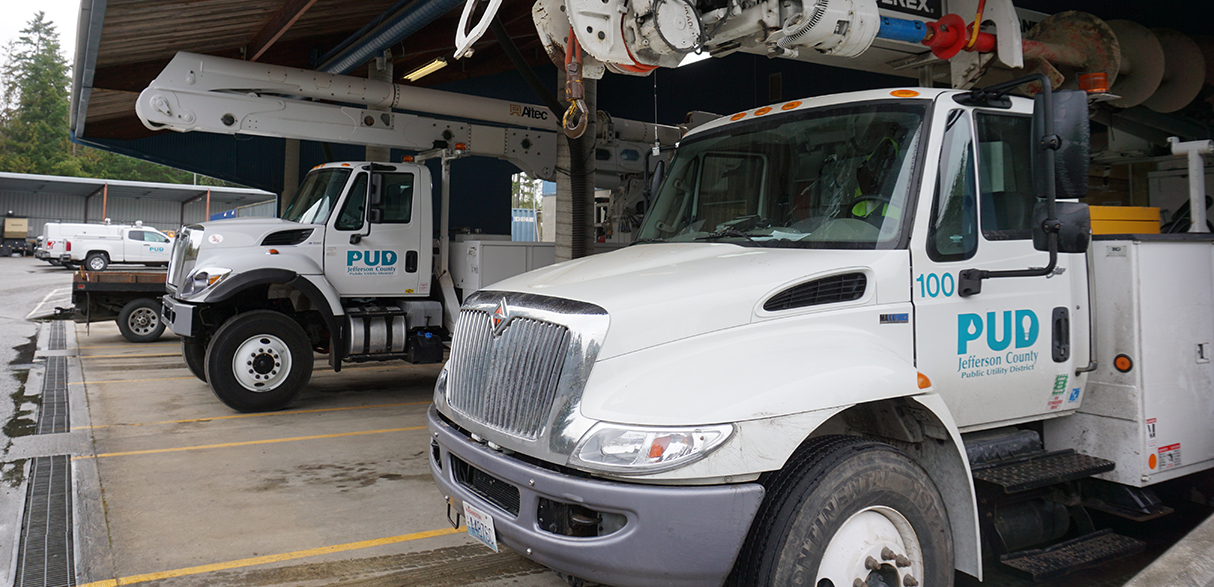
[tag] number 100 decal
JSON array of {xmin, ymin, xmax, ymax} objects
[{"xmin": 916, "ymin": 272, "xmax": 955, "ymax": 298}]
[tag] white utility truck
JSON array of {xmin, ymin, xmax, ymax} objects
[
  {"xmin": 63, "ymin": 222, "xmax": 173, "ymax": 271},
  {"xmin": 139, "ymin": 53, "xmax": 678, "ymax": 412},
  {"xmin": 38, "ymin": 221, "xmax": 173, "ymax": 270},
  {"xmin": 427, "ymin": 78, "xmax": 1214, "ymax": 587}
]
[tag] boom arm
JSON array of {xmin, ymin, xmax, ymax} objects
[{"xmin": 136, "ymin": 52, "xmax": 680, "ymax": 181}]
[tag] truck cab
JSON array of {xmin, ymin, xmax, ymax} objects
[{"xmin": 426, "ymin": 85, "xmax": 1171, "ymax": 587}]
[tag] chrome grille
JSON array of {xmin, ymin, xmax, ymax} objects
[{"xmin": 446, "ymin": 309, "xmax": 572, "ymax": 440}]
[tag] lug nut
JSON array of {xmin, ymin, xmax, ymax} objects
[
  {"xmin": 904, "ymin": 575, "xmax": 919, "ymax": 587},
  {"xmin": 865, "ymin": 556, "xmax": 880, "ymax": 571},
  {"xmin": 882, "ymin": 547, "xmax": 896, "ymax": 560},
  {"xmin": 896, "ymin": 554, "xmax": 911, "ymax": 568},
  {"xmin": 853, "ymin": 580, "xmax": 866, "ymax": 587}
]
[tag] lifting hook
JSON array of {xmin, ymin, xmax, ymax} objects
[{"xmin": 563, "ymin": 28, "xmax": 589, "ymax": 139}]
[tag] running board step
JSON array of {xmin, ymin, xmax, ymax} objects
[
  {"xmin": 999, "ymin": 529, "xmax": 1145, "ymax": 582},
  {"xmin": 971, "ymin": 449, "xmax": 1115, "ymax": 493}
]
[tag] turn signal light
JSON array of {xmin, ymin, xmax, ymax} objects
[
  {"xmin": 454, "ymin": 142, "xmax": 468, "ymax": 151},
  {"xmin": 917, "ymin": 372, "xmax": 932, "ymax": 389},
  {"xmin": 1114, "ymin": 354, "xmax": 1133, "ymax": 372},
  {"xmin": 401, "ymin": 155, "xmax": 414, "ymax": 162}
]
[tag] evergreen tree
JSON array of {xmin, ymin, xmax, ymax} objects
[
  {"xmin": 0, "ymin": 12, "xmax": 237, "ymax": 186},
  {"xmin": 0, "ymin": 12, "xmax": 72, "ymax": 174}
]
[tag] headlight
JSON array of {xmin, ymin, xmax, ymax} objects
[
  {"xmin": 569, "ymin": 423, "xmax": 733, "ymax": 475},
  {"xmin": 434, "ymin": 368, "xmax": 448, "ymax": 402},
  {"xmin": 179, "ymin": 267, "xmax": 231, "ymax": 297}
]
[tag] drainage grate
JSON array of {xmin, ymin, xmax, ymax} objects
[
  {"xmin": 15, "ymin": 455, "xmax": 76, "ymax": 587},
  {"xmin": 37, "ymin": 356, "xmax": 69, "ymax": 435},
  {"xmin": 48, "ymin": 320, "xmax": 66, "ymax": 350}
]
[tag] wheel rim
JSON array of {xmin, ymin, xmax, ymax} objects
[
  {"xmin": 89, "ymin": 257, "xmax": 104, "ymax": 270},
  {"xmin": 817, "ymin": 506, "xmax": 924, "ymax": 587},
  {"xmin": 128, "ymin": 308, "xmax": 159, "ymax": 335},
  {"xmin": 232, "ymin": 334, "xmax": 292, "ymax": 392}
]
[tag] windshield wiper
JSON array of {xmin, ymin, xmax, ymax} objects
[
  {"xmin": 631, "ymin": 238, "xmax": 667, "ymax": 245},
  {"xmin": 695, "ymin": 229, "xmax": 770, "ymax": 245}
]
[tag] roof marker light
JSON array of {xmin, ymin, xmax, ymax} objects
[{"xmin": 891, "ymin": 90, "xmax": 920, "ymax": 98}]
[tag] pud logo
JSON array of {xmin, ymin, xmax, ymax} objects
[
  {"xmin": 956, "ymin": 310, "xmax": 1040, "ymax": 377},
  {"xmin": 347, "ymin": 250, "xmax": 398, "ymax": 275}
]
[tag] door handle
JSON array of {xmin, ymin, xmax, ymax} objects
[
  {"xmin": 1052, "ymin": 307, "xmax": 1070, "ymax": 363},
  {"xmin": 406, "ymin": 250, "xmax": 418, "ymax": 273}
]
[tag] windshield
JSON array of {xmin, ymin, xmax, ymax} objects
[
  {"xmin": 282, "ymin": 168, "xmax": 353, "ymax": 224},
  {"xmin": 636, "ymin": 101, "xmax": 927, "ymax": 249}
]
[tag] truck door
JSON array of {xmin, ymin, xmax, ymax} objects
[
  {"xmin": 143, "ymin": 230, "xmax": 172, "ymax": 262},
  {"xmin": 323, "ymin": 169, "xmax": 426, "ymax": 297},
  {"xmin": 910, "ymin": 103, "xmax": 1083, "ymax": 430},
  {"xmin": 124, "ymin": 230, "xmax": 147, "ymax": 262}
]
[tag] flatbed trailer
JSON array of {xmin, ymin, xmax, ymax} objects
[{"xmin": 72, "ymin": 269, "xmax": 168, "ymax": 342}]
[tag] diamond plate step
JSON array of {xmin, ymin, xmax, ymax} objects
[
  {"xmin": 1000, "ymin": 529, "xmax": 1145, "ymax": 582},
  {"xmin": 972, "ymin": 449, "xmax": 1115, "ymax": 493}
]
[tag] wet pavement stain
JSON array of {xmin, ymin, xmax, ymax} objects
[
  {"xmin": 252, "ymin": 461, "xmax": 429, "ymax": 494},
  {"xmin": 2, "ymin": 333, "xmax": 39, "ymax": 443}
]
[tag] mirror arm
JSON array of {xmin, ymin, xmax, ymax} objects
[{"xmin": 958, "ymin": 73, "xmax": 1060, "ymax": 297}]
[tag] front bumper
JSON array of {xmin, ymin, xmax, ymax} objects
[
  {"xmin": 428, "ymin": 406, "xmax": 765, "ymax": 587},
  {"xmin": 161, "ymin": 296, "xmax": 197, "ymax": 337}
]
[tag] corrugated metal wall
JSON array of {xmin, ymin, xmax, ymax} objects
[{"xmin": 0, "ymin": 189, "xmax": 273, "ymax": 237}]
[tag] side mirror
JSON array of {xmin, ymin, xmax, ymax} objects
[
  {"xmin": 1033, "ymin": 201, "xmax": 1091, "ymax": 253},
  {"xmin": 649, "ymin": 160, "xmax": 666, "ymax": 198},
  {"xmin": 1033, "ymin": 90, "xmax": 1090, "ymax": 200},
  {"xmin": 367, "ymin": 173, "xmax": 384, "ymax": 223}
]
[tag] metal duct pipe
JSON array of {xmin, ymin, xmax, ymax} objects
[{"xmin": 319, "ymin": 0, "xmax": 466, "ymax": 74}]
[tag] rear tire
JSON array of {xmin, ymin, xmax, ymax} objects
[
  {"xmin": 204, "ymin": 311, "xmax": 312, "ymax": 412},
  {"xmin": 731, "ymin": 435, "xmax": 953, "ymax": 587},
  {"xmin": 182, "ymin": 336, "xmax": 208, "ymax": 382},
  {"xmin": 85, "ymin": 252, "xmax": 108, "ymax": 271},
  {"xmin": 117, "ymin": 298, "xmax": 166, "ymax": 342}
]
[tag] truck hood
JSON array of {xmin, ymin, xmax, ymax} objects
[
  {"xmin": 192, "ymin": 218, "xmax": 323, "ymax": 250},
  {"xmin": 488, "ymin": 243, "xmax": 908, "ymax": 360}
]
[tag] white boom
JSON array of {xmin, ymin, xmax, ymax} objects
[{"xmin": 136, "ymin": 52, "xmax": 680, "ymax": 181}]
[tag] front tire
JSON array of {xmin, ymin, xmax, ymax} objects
[
  {"xmin": 204, "ymin": 311, "xmax": 312, "ymax": 412},
  {"xmin": 182, "ymin": 336, "xmax": 208, "ymax": 382},
  {"xmin": 117, "ymin": 298, "xmax": 166, "ymax": 342},
  {"xmin": 731, "ymin": 435, "xmax": 953, "ymax": 587},
  {"xmin": 85, "ymin": 252, "xmax": 109, "ymax": 271}
]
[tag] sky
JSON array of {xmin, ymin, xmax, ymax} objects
[{"xmin": 1, "ymin": 0, "xmax": 80, "ymax": 61}]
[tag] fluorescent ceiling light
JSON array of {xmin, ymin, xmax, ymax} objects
[{"xmin": 403, "ymin": 57, "xmax": 448, "ymax": 82}]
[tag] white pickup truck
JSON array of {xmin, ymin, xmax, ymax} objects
[{"xmin": 61, "ymin": 222, "xmax": 174, "ymax": 271}]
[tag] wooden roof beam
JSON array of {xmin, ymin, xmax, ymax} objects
[{"xmin": 247, "ymin": 0, "xmax": 320, "ymax": 62}]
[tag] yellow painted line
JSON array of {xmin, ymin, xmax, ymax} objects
[
  {"xmin": 73, "ymin": 426, "xmax": 426, "ymax": 460},
  {"xmin": 69, "ymin": 362, "xmax": 422, "ymax": 385},
  {"xmin": 76, "ymin": 527, "xmax": 463, "ymax": 587},
  {"xmin": 77, "ymin": 342, "xmax": 178, "ymax": 350},
  {"xmin": 80, "ymin": 353, "xmax": 180, "ymax": 359},
  {"xmin": 73, "ymin": 401, "xmax": 430, "ymax": 430}
]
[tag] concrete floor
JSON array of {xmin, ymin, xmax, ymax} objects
[{"xmin": 66, "ymin": 322, "xmax": 569, "ymax": 587}]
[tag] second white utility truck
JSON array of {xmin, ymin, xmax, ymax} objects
[
  {"xmin": 428, "ymin": 77, "xmax": 1214, "ymax": 587},
  {"xmin": 140, "ymin": 53, "xmax": 678, "ymax": 412}
]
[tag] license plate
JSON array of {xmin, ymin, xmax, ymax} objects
[{"xmin": 463, "ymin": 501, "xmax": 499, "ymax": 552}]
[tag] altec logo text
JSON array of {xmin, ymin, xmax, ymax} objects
[
  {"xmin": 510, "ymin": 104, "xmax": 549, "ymax": 121},
  {"xmin": 957, "ymin": 310, "xmax": 1040, "ymax": 376},
  {"xmin": 347, "ymin": 250, "xmax": 398, "ymax": 275}
]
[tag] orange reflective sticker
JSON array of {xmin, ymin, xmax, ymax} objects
[{"xmin": 1149, "ymin": 453, "xmax": 1157, "ymax": 469}]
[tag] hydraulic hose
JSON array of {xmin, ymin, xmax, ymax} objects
[{"xmin": 491, "ymin": 16, "xmax": 593, "ymax": 258}]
